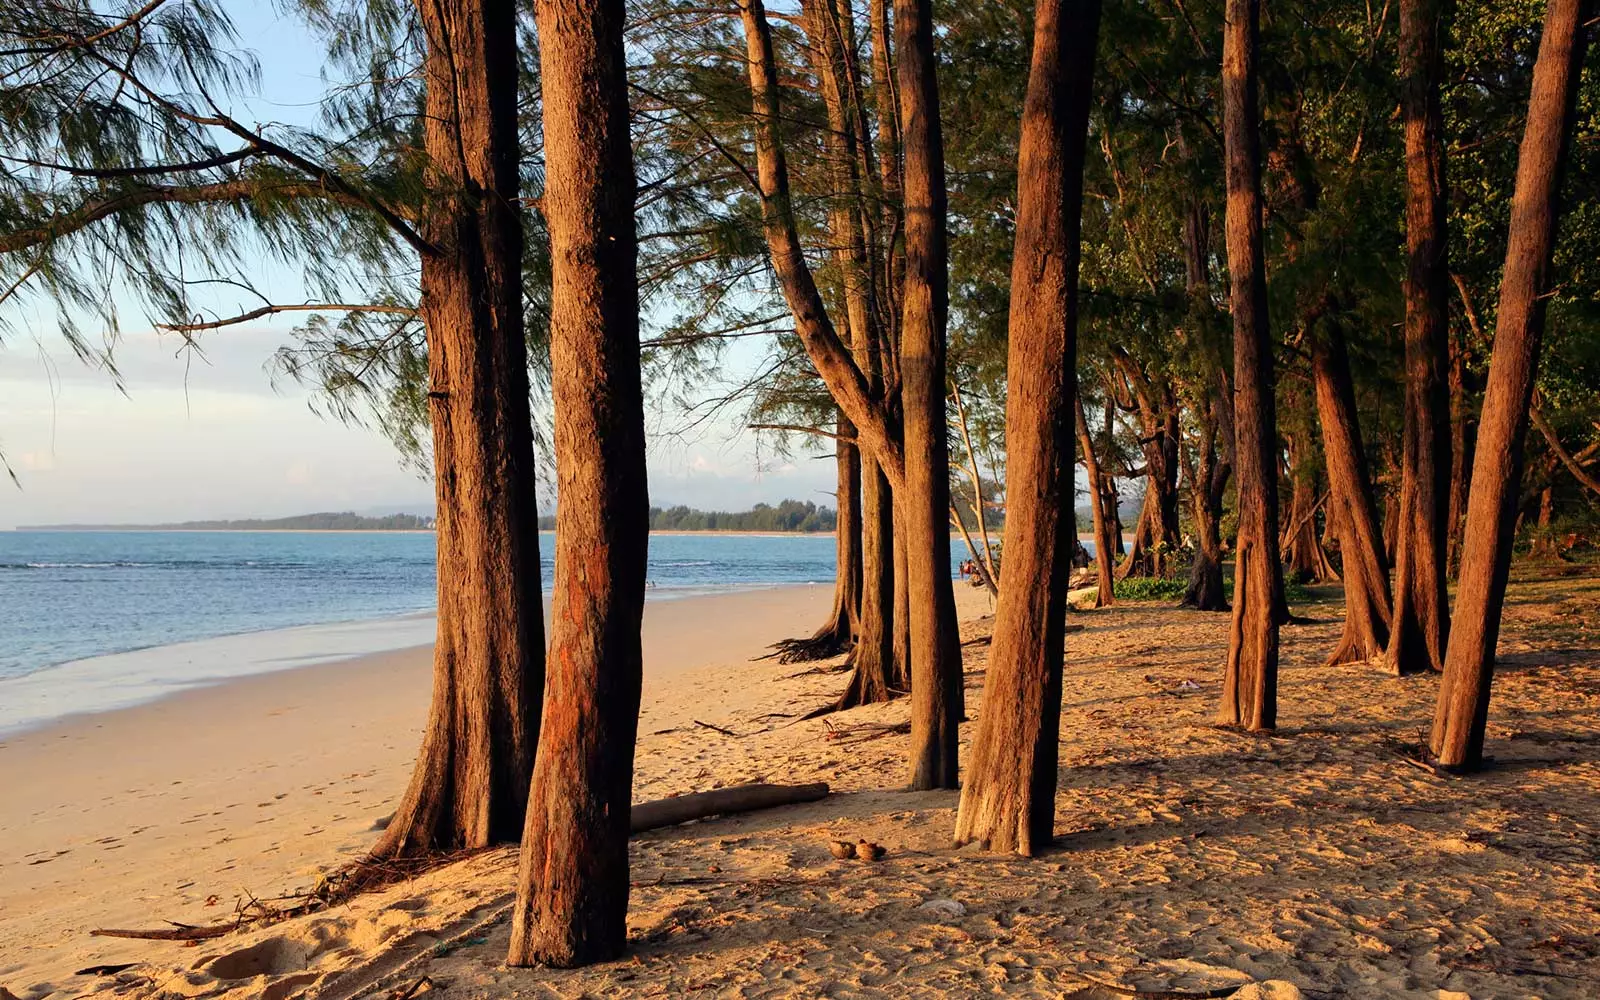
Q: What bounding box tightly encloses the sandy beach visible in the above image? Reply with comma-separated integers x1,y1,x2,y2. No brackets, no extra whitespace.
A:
3,575,1598,999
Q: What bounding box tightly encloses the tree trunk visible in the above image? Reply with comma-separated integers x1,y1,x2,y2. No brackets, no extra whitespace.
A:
825,457,898,711
1385,0,1454,676
1312,324,1393,665
1181,203,1232,613
821,422,864,647
1432,0,1590,771
1447,310,1472,575
1216,0,1282,732
869,0,903,337
373,0,544,861
508,0,646,968
895,0,962,790
1282,459,1335,584
1076,397,1116,607
955,0,1100,854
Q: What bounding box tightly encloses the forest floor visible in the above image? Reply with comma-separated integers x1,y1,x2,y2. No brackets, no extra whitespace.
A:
14,565,1600,1000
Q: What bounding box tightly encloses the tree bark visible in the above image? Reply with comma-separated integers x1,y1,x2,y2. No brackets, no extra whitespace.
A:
1077,397,1116,607
508,0,646,968
373,0,544,860
955,0,1100,854
1282,453,1337,584
1385,0,1454,676
825,457,899,711
1312,324,1393,665
820,421,864,648
1216,0,1282,732
894,0,962,790
1432,0,1590,771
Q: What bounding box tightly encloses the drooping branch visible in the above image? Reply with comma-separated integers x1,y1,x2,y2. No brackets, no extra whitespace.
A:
0,179,377,255
157,302,419,333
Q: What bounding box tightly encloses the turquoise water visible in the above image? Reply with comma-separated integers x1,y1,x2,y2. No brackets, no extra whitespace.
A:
0,530,979,683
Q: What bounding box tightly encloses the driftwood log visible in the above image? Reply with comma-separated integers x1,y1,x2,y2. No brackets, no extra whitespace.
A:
630,782,830,833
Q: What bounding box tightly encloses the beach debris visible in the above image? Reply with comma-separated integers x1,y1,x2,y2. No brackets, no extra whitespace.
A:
388,975,435,1000
1069,969,1265,999
631,781,830,833
1,987,23,1000
855,840,886,861
91,922,233,942
916,898,965,917
692,719,739,737
827,840,857,859
819,720,911,744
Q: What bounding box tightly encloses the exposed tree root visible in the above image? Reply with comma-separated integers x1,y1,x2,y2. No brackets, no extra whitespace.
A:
764,623,855,664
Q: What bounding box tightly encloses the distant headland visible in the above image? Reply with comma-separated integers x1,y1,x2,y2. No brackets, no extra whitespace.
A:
18,501,840,534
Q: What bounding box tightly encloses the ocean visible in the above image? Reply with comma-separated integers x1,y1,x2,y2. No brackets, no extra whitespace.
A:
0,529,984,734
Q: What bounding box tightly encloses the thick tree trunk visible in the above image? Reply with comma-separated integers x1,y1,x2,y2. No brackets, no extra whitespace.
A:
1312,325,1393,665
1216,0,1282,732
1076,397,1116,607
955,0,1099,854
1386,0,1454,676
373,0,543,860
508,0,646,968
895,0,963,790
1432,0,1589,770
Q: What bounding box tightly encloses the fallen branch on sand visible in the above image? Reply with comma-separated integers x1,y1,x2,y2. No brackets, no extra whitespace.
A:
631,781,830,833
821,719,910,744
1072,971,1245,999
693,719,740,737
90,922,233,942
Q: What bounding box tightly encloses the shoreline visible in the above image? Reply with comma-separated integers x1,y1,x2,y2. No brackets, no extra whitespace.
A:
0,583,839,992
0,582,824,739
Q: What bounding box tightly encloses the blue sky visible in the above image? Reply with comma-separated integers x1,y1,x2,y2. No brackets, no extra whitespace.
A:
0,3,835,529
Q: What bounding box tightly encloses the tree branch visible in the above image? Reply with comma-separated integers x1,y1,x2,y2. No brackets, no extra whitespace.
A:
1532,406,1600,497
157,302,419,333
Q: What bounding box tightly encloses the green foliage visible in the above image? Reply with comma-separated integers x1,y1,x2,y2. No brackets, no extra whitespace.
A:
1113,577,1189,602
537,500,837,534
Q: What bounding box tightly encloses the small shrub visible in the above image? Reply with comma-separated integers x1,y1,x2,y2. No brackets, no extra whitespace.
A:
1113,577,1188,602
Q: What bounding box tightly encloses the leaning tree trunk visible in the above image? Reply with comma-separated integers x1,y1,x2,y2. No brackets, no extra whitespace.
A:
1282,462,1336,584
1432,0,1590,770
1182,200,1232,612
373,0,544,860
1216,0,1282,732
1076,395,1116,607
955,0,1100,854
508,0,647,968
1312,324,1393,665
895,0,963,790
1386,0,1454,676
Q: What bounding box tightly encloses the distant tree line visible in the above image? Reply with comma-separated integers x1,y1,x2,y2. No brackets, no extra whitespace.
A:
21,512,435,532
537,501,836,533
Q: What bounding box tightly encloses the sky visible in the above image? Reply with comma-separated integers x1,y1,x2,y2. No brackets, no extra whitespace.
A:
0,4,835,530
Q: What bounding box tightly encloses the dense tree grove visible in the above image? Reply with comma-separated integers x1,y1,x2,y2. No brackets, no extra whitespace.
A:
3,0,1597,966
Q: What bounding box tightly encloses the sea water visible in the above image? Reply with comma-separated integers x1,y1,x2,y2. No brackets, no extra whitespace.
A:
0,529,983,733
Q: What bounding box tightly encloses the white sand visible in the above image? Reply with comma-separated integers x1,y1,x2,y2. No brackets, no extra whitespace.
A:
4,575,1599,1000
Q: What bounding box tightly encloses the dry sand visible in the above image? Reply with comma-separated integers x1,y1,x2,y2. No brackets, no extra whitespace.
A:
3,573,1598,1000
